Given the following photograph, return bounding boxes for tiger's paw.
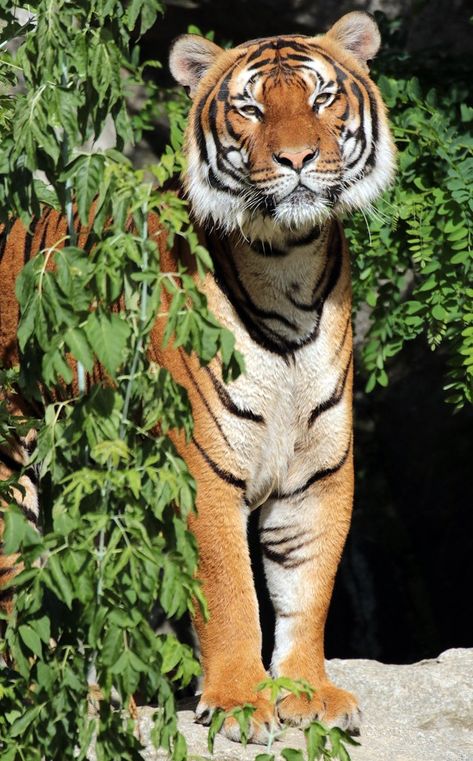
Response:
[195,690,278,744]
[277,682,361,735]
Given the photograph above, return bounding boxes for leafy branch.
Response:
[0,2,241,760]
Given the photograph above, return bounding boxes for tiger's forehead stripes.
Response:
[229,60,337,115]
[237,45,338,83]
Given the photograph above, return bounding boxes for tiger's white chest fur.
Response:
[202,221,352,506]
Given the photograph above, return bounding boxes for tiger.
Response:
[0,11,395,744]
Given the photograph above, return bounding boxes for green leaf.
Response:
[281,749,305,761]
[91,439,130,466]
[378,370,389,387]
[33,179,60,209]
[9,705,43,738]
[46,554,73,608]
[19,624,43,657]
[207,709,226,753]
[460,103,473,122]
[231,704,255,747]
[33,615,51,644]
[102,626,123,666]
[432,304,448,321]
[67,153,105,225]
[110,650,142,695]
[366,289,378,308]
[65,327,95,372]
[3,508,28,554]
[84,311,131,377]
[305,721,327,761]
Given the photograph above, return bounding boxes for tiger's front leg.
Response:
[188,471,274,743]
[259,445,361,734]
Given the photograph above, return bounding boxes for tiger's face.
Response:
[170,12,396,239]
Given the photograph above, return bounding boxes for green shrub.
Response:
[0,2,241,759]
[346,14,473,408]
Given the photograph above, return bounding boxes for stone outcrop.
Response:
[134,648,473,760]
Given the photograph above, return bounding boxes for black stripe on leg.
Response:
[259,529,308,545]
[261,530,317,568]
[333,315,351,359]
[20,505,38,525]
[308,350,352,427]
[281,553,317,570]
[179,352,232,448]
[205,367,264,423]
[263,549,317,570]
[192,436,246,490]
[0,229,7,263]
[275,438,352,500]
[262,541,306,565]
[24,465,38,484]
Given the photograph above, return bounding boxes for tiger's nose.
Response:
[273,148,318,171]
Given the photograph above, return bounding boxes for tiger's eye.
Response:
[239,104,263,120]
[313,93,332,109]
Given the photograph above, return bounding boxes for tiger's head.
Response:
[170,12,396,240]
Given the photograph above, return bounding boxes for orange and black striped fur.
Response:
[0,13,395,743]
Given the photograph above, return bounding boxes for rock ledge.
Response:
[135,648,473,761]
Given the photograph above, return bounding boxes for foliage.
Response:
[0,2,243,760]
[345,14,473,408]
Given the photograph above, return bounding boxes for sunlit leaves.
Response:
[207,705,257,752]
[347,30,473,408]
[256,676,315,704]
[64,153,106,225]
[304,722,359,761]
[84,311,131,377]
[0,1,229,759]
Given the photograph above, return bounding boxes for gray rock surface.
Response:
[135,648,473,760]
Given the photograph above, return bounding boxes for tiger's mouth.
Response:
[255,186,321,217]
[277,182,342,209]
[282,186,320,206]
[268,184,334,229]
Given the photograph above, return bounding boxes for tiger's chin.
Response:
[270,188,332,232]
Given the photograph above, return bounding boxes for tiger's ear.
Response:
[169,35,224,97]
[325,12,381,66]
